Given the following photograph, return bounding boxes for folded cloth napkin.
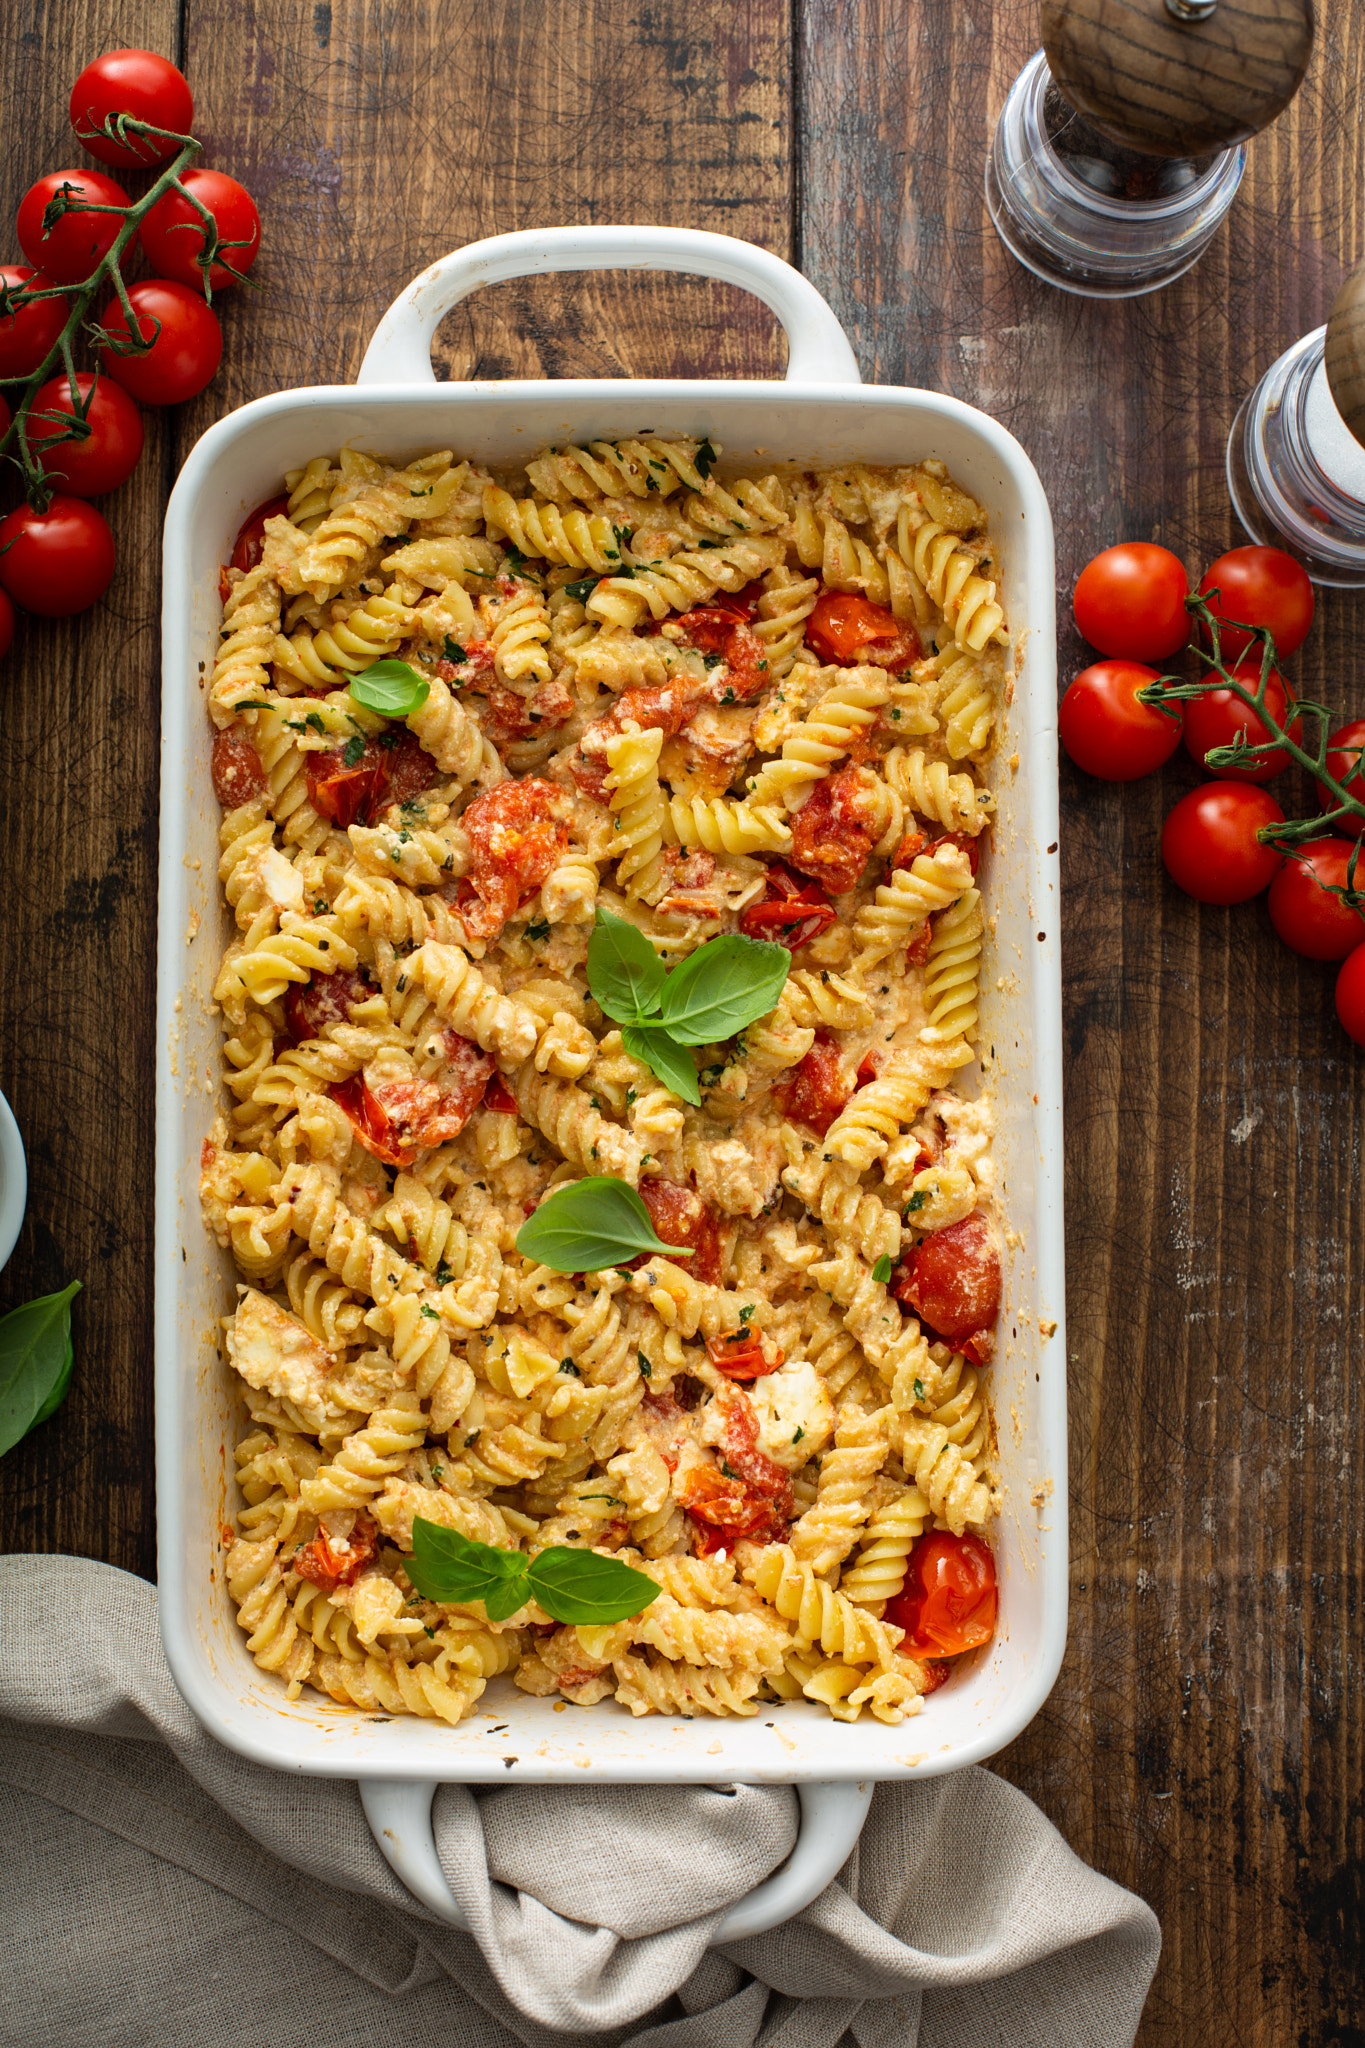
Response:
[0,1555,1160,2046]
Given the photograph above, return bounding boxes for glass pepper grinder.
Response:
[985,0,1313,298]
[1227,258,1365,586]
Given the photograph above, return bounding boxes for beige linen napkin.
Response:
[0,1555,1159,2045]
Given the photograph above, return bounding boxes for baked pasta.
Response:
[201,440,1008,1728]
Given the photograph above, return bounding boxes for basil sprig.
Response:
[586,910,789,1104]
[409,1518,661,1625]
[349,659,431,717]
[516,1175,692,1274]
[0,1280,81,1458]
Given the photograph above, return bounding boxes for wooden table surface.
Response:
[1,1,1361,2039]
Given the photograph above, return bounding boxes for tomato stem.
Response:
[0,116,211,510]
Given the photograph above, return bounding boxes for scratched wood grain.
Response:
[1,0,1361,2041]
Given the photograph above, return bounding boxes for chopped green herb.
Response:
[525,917,551,943]
[695,439,717,481]
[905,1190,927,1214]
[341,734,366,769]
[560,1358,581,1376]
[442,636,467,662]
[871,1255,893,1284]
[565,576,599,603]
[420,1304,439,1321]
[913,1377,926,1402]
[637,1352,652,1379]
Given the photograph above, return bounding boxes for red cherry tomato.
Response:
[884,1532,999,1659]
[69,49,194,168]
[27,371,143,496]
[1335,945,1365,1046]
[139,168,261,293]
[0,267,66,378]
[1161,782,1284,905]
[1182,662,1298,783]
[1267,839,1365,961]
[98,279,222,405]
[1073,543,1189,662]
[17,168,132,285]
[1058,659,1180,780]
[1198,546,1314,661]
[1316,719,1365,840]
[0,589,14,660]
[230,495,292,575]
[806,590,920,669]
[0,496,116,616]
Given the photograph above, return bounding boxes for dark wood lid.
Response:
[1325,261,1365,452]
[1041,0,1314,159]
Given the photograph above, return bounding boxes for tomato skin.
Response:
[1058,659,1180,780]
[775,1033,850,1137]
[1334,945,1365,1046]
[1160,782,1284,905]
[0,589,14,660]
[0,497,115,616]
[893,1212,1002,1364]
[70,50,194,167]
[1316,720,1365,840]
[788,763,878,895]
[1182,663,1297,784]
[1267,840,1365,961]
[17,168,132,285]
[27,371,143,496]
[99,279,223,404]
[636,1177,723,1286]
[1198,546,1314,661]
[140,168,261,293]
[807,589,920,669]
[210,729,267,807]
[0,267,66,378]
[884,1532,999,1659]
[1073,543,1189,662]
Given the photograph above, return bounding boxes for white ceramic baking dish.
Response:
[156,227,1066,1935]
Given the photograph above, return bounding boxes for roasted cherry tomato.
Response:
[885,1531,998,1658]
[775,1034,849,1137]
[806,589,920,669]
[210,729,267,807]
[0,496,116,616]
[1335,944,1365,1047]
[17,168,132,285]
[1073,543,1189,662]
[892,1212,1002,1364]
[0,589,14,661]
[787,763,878,895]
[1198,546,1314,662]
[99,278,223,404]
[1267,839,1365,961]
[483,1073,519,1114]
[70,49,194,167]
[283,969,373,1046]
[705,1332,781,1381]
[0,266,65,378]
[293,1512,380,1593]
[636,1177,723,1285]
[1316,719,1365,839]
[227,493,292,580]
[740,862,837,948]
[1058,659,1181,780]
[139,167,261,292]
[1182,662,1297,783]
[27,371,143,496]
[1160,782,1284,904]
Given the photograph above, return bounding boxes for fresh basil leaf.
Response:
[621,1023,700,1106]
[526,1547,661,1625]
[871,1255,893,1284]
[658,935,790,1045]
[515,1176,693,1273]
[349,660,432,717]
[407,1519,529,1604]
[483,1576,533,1623]
[587,908,666,1023]
[0,1280,82,1458]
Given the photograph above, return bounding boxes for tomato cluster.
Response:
[1060,541,1365,1046]
[0,50,260,635]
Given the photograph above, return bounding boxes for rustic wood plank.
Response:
[798,1,1364,2041]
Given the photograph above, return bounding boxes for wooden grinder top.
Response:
[1041,0,1314,159]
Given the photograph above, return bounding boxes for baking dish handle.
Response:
[360,1775,873,1939]
[356,226,862,388]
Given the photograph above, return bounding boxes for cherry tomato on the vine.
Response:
[1073,542,1189,662]
[883,1531,999,1659]
[0,266,66,379]
[1161,782,1284,905]
[1335,945,1365,1046]
[1315,719,1365,839]
[139,168,261,293]
[0,496,116,617]
[1058,659,1181,780]
[99,280,222,405]
[1182,662,1298,783]
[27,371,143,496]
[1267,840,1365,961]
[1198,546,1314,662]
[70,50,194,168]
[0,589,14,661]
[17,168,132,286]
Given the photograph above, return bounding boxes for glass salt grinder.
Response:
[986,0,1313,298]
[1227,259,1365,587]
